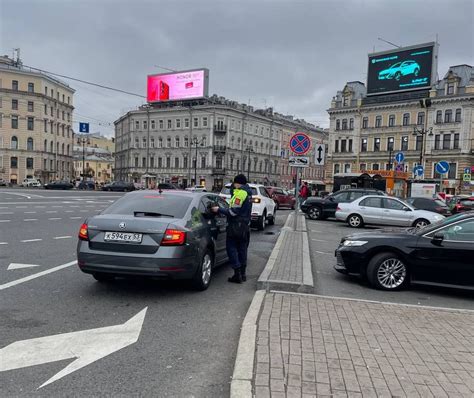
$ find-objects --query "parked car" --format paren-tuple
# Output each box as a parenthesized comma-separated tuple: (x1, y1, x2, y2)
(266, 186, 295, 209)
(378, 60, 420, 81)
(157, 183, 178, 190)
(335, 212, 474, 291)
(77, 191, 230, 290)
(44, 180, 74, 190)
(451, 197, 474, 214)
(185, 185, 206, 192)
(21, 178, 41, 187)
(102, 181, 135, 192)
(220, 183, 276, 230)
(405, 197, 451, 216)
(78, 181, 96, 190)
(336, 195, 444, 228)
(0, 179, 7, 187)
(301, 188, 386, 220)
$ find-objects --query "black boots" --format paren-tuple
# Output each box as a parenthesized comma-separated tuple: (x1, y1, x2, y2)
(228, 267, 242, 283)
(241, 264, 247, 282)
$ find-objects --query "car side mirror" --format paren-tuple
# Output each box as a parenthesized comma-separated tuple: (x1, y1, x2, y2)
(431, 232, 444, 245)
(403, 206, 411, 211)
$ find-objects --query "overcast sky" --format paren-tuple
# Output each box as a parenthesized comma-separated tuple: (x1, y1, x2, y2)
(1, 0, 473, 137)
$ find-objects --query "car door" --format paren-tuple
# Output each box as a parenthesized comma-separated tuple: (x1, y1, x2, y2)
(274, 188, 286, 206)
(382, 198, 412, 226)
(202, 195, 228, 264)
(358, 197, 384, 224)
(412, 218, 474, 287)
(324, 191, 350, 217)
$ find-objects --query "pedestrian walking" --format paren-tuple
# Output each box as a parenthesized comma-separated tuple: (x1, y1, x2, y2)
(299, 181, 309, 205)
(212, 174, 252, 283)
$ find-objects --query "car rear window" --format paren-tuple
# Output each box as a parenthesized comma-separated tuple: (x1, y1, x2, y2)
(434, 199, 447, 207)
(102, 194, 192, 218)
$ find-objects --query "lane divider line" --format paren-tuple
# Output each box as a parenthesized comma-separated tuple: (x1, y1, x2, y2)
(48, 218, 62, 220)
(53, 236, 72, 240)
(24, 219, 38, 221)
(20, 239, 42, 243)
(0, 220, 11, 223)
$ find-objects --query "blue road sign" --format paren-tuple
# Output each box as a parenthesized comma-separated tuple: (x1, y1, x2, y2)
(413, 165, 424, 177)
(464, 167, 471, 174)
(290, 133, 311, 155)
(395, 163, 404, 172)
(79, 122, 90, 133)
(395, 152, 404, 163)
(435, 161, 450, 175)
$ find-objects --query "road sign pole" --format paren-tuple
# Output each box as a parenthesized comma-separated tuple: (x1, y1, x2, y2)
(294, 168, 300, 231)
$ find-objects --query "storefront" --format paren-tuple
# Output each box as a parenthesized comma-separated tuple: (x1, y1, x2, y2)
(333, 170, 409, 196)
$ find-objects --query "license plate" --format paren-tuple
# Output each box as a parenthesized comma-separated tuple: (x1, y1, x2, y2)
(104, 232, 142, 243)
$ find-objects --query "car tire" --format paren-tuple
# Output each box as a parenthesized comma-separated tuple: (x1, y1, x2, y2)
(395, 72, 401, 81)
(257, 210, 266, 231)
(268, 209, 275, 225)
(308, 206, 322, 220)
(413, 218, 429, 229)
(414, 68, 419, 76)
(366, 252, 409, 291)
(347, 214, 364, 228)
(93, 272, 115, 283)
(191, 250, 213, 291)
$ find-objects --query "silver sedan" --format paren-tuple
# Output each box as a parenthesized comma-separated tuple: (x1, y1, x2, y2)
(336, 195, 445, 228)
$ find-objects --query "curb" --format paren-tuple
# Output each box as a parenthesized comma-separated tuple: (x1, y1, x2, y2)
(230, 290, 266, 398)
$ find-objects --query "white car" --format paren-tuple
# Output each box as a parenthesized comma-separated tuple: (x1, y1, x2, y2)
(21, 178, 41, 187)
(220, 183, 276, 230)
(336, 195, 444, 229)
(185, 185, 207, 192)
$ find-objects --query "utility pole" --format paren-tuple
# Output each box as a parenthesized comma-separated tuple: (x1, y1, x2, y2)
(145, 106, 150, 188)
(245, 145, 254, 182)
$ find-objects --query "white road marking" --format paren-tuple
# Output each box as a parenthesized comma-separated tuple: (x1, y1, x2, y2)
(53, 236, 72, 240)
(3, 192, 43, 199)
(48, 218, 62, 220)
(15, 206, 28, 208)
(0, 207, 8, 209)
(314, 250, 331, 255)
(52, 205, 63, 208)
(70, 205, 80, 208)
(0, 307, 147, 389)
(0, 220, 11, 223)
(80, 210, 88, 212)
(8, 263, 41, 270)
(46, 211, 58, 213)
(70, 216, 82, 219)
(0, 242, 8, 245)
(24, 211, 37, 214)
(65, 210, 74, 213)
(24, 219, 38, 221)
(0, 260, 76, 291)
(35, 206, 46, 208)
(311, 238, 328, 242)
(20, 238, 42, 243)
(0, 212, 13, 214)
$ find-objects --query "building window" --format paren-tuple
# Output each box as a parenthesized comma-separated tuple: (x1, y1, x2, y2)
(183, 156, 188, 169)
(402, 113, 410, 126)
(335, 119, 340, 130)
(12, 115, 18, 129)
(165, 156, 170, 168)
(372, 163, 379, 171)
(387, 137, 394, 151)
(26, 101, 33, 112)
(167, 119, 172, 129)
(344, 164, 351, 173)
(453, 133, 460, 149)
(417, 112, 425, 125)
(202, 117, 208, 127)
(50, 106, 53, 116)
(361, 137, 368, 152)
(415, 135, 422, 151)
(44, 119, 47, 133)
(166, 137, 171, 148)
(201, 156, 206, 168)
(158, 157, 162, 168)
(349, 118, 354, 129)
(184, 137, 188, 147)
(67, 96, 70, 104)
(375, 115, 382, 128)
(341, 119, 347, 130)
(151, 120, 156, 129)
(343, 96, 349, 106)
(334, 140, 339, 153)
(11, 136, 18, 149)
(12, 80, 18, 91)
(142, 138, 147, 148)
(184, 118, 189, 128)
(193, 118, 199, 128)
(176, 119, 181, 128)
(448, 163, 456, 179)
(374, 137, 380, 152)
(436, 110, 442, 123)
(12, 99, 18, 110)
(150, 138, 155, 148)
(360, 163, 367, 171)
(333, 164, 340, 174)
(388, 115, 395, 127)
(175, 137, 180, 147)
(362, 117, 368, 129)
(444, 109, 452, 123)
(27, 82, 34, 93)
(143, 120, 148, 130)
(442, 134, 451, 150)
(341, 139, 347, 152)
(11, 156, 18, 168)
(434, 134, 440, 150)
(455, 108, 461, 122)
(135, 138, 139, 148)
(27, 137, 34, 151)
(447, 83, 455, 95)
(401, 136, 408, 151)
(174, 157, 179, 168)
(348, 139, 353, 152)
(26, 157, 34, 169)
(159, 120, 164, 129)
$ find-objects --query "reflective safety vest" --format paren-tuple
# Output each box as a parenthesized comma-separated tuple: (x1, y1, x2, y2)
(230, 188, 249, 208)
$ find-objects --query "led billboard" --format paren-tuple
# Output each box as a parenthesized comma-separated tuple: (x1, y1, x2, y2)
(147, 68, 209, 102)
(367, 43, 436, 96)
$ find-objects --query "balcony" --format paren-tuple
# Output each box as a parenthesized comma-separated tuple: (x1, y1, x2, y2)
(212, 167, 226, 175)
(214, 124, 228, 134)
(213, 145, 227, 153)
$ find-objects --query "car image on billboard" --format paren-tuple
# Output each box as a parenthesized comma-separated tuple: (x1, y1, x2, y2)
(147, 69, 209, 102)
(367, 43, 435, 95)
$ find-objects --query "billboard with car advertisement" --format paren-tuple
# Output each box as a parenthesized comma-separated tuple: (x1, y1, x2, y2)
(147, 69, 209, 102)
(367, 43, 437, 96)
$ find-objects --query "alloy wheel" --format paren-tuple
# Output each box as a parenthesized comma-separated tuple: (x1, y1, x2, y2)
(201, 254, 212, 285)
(414, 219, 428, 229)
(309, 208, 320, 220)
(348, 215, 361, 227)
(376, 258, 407, 289)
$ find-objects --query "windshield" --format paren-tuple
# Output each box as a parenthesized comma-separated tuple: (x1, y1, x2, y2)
(102, 194, 192, 218)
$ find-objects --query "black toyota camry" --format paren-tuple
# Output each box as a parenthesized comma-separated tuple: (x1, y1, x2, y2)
(335, 212, 474, 291)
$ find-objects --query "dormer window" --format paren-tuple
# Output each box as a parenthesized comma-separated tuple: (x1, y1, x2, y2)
(343, 96, 349, 106)
(447, 83, 455, 95)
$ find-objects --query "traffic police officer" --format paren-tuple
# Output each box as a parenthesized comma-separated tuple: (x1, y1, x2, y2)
(212, 174, 252, 283)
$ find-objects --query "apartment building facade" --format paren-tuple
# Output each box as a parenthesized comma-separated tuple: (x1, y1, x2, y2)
(0, 55, 75, 184)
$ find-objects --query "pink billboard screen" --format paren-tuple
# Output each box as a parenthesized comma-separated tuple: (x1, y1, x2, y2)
(147, 69, 208, 102)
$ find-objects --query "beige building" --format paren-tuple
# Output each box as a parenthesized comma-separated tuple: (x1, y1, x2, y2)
(0, 55, 75, 184)
(327, 65, 474, 196)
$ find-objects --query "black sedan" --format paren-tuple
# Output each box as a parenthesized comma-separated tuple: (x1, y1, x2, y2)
(405, 197, 451, 216)
(102, 181, 135, 192)
(335, 212, 474, 291)
(77, 191, 229, 290)
(44, 180, 74, 190)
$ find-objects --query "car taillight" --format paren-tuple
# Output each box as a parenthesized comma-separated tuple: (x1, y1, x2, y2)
(253, 198, 261, 204)
(78, 223, 89, 241)
(161, 229, 186, 246)
(455, 204, 462, 209)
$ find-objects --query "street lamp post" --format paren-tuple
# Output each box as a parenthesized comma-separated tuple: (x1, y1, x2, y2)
(245, 145, 254, 182)
(77, 136, 90, 181)
(412, 126, 433, 172)
(191, 137, 203, 186)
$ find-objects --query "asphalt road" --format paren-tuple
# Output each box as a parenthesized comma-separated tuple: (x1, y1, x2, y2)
(0, 188, 287, 397)
(307, 217, 474, 310)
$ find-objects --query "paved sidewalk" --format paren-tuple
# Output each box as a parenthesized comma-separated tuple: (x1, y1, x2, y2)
(258, 214, 313, 293)
(253, 292, 474, 398)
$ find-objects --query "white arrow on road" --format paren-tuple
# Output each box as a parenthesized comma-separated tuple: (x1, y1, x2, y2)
(7, 263, 41, 270)
(0, 307, 147, 389)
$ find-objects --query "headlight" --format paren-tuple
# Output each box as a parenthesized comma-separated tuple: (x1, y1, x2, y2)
(342, 240, 368, 247)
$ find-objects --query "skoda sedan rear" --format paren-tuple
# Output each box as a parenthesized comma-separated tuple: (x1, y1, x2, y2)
(77, 191, 229, 290)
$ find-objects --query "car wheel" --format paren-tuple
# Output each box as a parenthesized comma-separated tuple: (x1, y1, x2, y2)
(367, 252, 408, 291)
(191, 250, 213, 291)
(395, 71, 401, 81)
(347, 214, 364, 228)
(308, 207, 322, 220)
(413, 218, 429, 229)
(268, 209, 275, 225)
(414, 68, 419, 76)
(257, 210, 266, 231)
(93, 272, 115, 283)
